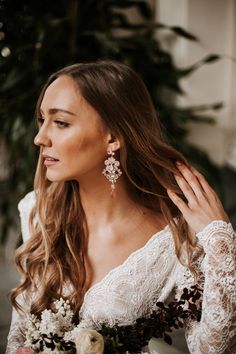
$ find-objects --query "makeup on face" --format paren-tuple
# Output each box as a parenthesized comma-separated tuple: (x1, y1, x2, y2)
(35, 75, 110, 183)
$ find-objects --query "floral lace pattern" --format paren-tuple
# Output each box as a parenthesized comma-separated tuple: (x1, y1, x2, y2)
(78, 225, 178, 330)
(6, 294, 30, 354)
(6, 192, 236, 353)
(184, 221, 236, 353)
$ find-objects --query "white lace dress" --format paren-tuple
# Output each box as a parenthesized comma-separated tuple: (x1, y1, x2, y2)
(6, 192, 236, 354)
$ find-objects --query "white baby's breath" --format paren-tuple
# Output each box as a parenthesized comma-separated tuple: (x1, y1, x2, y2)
(24, 298, 75, 353)
(39, 304, 73, 336)
(24, 313, 41, 347)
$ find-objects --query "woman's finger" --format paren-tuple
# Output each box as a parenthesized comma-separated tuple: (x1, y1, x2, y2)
(190, 165, 217, 200)
(167, 189, 190, 215)
(176, 162, 206, 202)
(174, 174, 197, 207)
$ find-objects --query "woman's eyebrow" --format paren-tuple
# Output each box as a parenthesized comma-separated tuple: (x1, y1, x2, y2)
(40, 108, 77, 116)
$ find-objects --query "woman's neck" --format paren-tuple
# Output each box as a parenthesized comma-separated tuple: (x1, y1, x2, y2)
(78, 175, 140, 233)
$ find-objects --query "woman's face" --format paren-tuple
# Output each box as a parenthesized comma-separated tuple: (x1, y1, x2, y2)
(34, 75, 110, 182)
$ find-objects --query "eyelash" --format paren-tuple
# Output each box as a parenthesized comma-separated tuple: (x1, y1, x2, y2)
(37, 117, 70, 128)
(55, 120, 70, 128)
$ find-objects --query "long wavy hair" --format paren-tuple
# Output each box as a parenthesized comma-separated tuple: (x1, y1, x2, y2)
(11, 60, 199, 321)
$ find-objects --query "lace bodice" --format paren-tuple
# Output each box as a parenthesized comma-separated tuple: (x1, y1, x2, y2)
(6, 191, 236, 353)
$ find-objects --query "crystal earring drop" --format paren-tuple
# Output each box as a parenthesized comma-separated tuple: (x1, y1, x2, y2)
(102, 150, 122, 194)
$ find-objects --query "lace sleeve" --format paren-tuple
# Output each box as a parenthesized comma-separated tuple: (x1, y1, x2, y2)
(6, 192, 35, 353)
(6, 296, 28, 354)
(185, 220, 236, 353)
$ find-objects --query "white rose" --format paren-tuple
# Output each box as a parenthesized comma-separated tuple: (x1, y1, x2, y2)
(75, 328, 104, 354)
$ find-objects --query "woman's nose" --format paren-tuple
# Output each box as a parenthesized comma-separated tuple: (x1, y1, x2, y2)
(34, 129, 51, 147)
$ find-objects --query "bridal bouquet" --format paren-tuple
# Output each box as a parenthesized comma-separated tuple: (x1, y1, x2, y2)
(24, 285, 202, 354)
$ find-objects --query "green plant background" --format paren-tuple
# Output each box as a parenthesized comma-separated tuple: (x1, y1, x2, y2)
(0, 0, 227, 244)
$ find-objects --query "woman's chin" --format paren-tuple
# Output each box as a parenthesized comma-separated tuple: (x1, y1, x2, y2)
(46, 172, 70, 182)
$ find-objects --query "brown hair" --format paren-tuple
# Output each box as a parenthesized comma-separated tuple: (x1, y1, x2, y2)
(11, 60, 197, 320)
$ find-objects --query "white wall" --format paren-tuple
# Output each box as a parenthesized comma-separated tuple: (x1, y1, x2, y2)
(156, 0, 236, 167)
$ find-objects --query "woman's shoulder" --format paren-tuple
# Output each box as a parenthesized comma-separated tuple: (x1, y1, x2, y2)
(18, 191, 36, 242)
(18, 190, 36, 214)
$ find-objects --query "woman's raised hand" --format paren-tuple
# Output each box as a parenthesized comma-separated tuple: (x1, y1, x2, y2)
(167, 161, 229, 233)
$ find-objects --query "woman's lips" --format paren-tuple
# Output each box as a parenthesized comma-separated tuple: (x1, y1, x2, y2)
(43, 155, 59, 166)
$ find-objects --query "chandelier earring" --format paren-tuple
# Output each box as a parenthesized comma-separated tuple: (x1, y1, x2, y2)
(102, 149, 122, 195)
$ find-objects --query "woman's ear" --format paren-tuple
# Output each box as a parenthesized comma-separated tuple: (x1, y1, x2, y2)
(107, 132, 121, 152)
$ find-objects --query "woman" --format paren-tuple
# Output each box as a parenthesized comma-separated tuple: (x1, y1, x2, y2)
(6, 60, 236, 353)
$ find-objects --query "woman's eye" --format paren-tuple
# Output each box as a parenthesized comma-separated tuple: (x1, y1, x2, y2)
(37, 117, 44, 126)
(55, 120, 70, 128)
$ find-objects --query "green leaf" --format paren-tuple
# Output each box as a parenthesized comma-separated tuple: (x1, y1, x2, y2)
(156, 23, 198, 41)
(202, 54, 221, 63)
(170, 26, 198, 41)
(175, 54, 222, 78)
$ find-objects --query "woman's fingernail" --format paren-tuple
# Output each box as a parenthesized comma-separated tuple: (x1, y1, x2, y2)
(176, 161, 182, 166)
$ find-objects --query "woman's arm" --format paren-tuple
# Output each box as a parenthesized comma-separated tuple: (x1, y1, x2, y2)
(6, 192, 36, 353)
(6, 303, 28, 353)
(187, 220, 235, 353)
(168, 163, 236, 353)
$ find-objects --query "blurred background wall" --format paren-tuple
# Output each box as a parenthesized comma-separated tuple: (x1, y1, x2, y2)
(1, 0, 236, 352)
(157, 0, 236, 167)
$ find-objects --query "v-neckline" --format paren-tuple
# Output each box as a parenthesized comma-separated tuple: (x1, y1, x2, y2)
(81, 223, 170, 309)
